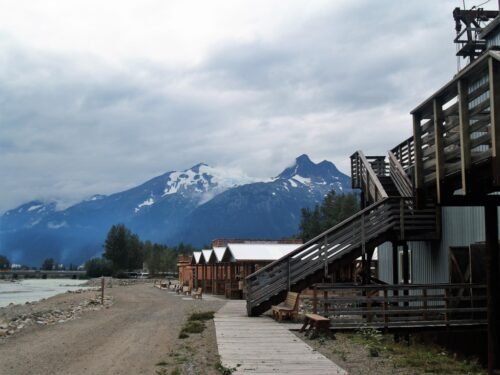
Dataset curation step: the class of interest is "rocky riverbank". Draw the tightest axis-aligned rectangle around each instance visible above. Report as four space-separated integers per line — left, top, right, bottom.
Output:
0 288 112 339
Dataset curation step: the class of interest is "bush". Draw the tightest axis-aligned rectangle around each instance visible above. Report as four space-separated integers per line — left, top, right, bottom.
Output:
85 258 113 278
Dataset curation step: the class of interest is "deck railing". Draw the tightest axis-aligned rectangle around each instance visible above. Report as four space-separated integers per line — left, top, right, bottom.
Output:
246 197 437 315
411 52 500 197
307 283 487 329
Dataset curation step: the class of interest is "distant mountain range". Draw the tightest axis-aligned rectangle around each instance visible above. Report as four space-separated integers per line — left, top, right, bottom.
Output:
0 154 352 266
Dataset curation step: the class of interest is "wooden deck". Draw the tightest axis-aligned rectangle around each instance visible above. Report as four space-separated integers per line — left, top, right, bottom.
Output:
215 300 347 375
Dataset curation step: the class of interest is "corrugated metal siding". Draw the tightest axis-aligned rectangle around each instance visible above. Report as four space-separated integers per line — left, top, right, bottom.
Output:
377 242 392 284
378 206 500 284
487 29 500 48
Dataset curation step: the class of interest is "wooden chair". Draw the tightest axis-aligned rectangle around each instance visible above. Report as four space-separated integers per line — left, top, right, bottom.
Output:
192 288 203 299
271 292 300 321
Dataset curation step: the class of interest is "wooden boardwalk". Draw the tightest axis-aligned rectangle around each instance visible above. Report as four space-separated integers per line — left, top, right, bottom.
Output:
215 301 347 375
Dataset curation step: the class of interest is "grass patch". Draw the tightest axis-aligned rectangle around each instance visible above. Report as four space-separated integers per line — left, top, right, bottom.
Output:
155 361 168 366
178 311 214 338
346 328 485 374
215 360 236 375
188 311 214 321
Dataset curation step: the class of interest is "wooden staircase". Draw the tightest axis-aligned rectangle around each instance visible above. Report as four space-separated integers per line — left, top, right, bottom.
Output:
246 152 438 316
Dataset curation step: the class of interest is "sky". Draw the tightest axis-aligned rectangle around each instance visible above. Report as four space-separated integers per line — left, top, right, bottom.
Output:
1 0 498 213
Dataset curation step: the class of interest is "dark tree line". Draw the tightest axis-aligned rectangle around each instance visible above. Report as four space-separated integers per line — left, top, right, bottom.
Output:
0 255 10 270
298 191 359 242
85 224 195 277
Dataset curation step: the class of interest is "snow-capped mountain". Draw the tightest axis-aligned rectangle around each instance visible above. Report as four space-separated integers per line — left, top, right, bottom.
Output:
1 200 58 231
0 155 353 266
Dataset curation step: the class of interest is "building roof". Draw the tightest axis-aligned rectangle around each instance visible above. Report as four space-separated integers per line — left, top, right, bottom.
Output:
191 251 203 265
208 246 226 263
202 249 213 264
222 243 300 262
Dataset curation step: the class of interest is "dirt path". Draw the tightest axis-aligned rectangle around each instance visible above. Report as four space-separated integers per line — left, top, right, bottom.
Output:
0 284 225 375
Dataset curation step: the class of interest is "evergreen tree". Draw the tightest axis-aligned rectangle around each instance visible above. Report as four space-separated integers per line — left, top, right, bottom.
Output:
41 258 56 270
299 192 359 241
85 258 113 277
103 224 144 272
0 255 10 270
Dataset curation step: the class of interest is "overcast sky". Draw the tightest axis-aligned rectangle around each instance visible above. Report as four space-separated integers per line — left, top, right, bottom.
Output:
1 0 498 213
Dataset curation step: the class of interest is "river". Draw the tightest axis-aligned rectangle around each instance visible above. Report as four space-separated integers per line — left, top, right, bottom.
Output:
0 279 89 308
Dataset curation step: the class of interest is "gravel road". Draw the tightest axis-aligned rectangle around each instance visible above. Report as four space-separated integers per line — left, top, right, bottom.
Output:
0 283 225 375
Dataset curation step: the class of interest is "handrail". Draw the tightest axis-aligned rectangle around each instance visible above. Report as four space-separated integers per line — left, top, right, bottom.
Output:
245 197 389 281
350 150 389 203
246 196 438 315
388 151 413 198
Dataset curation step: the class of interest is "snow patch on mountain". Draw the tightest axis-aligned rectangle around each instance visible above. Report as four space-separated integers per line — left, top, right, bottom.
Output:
162 164 261 203
135 197 155 213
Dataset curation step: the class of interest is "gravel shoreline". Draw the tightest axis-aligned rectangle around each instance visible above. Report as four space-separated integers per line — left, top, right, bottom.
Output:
0 281 225 375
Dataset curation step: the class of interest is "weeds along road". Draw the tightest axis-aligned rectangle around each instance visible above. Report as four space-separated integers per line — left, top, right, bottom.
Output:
0 283 224 375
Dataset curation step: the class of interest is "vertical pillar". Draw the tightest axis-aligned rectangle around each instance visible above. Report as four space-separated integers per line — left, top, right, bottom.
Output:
433 99 445 204
402 243 410 285
489 57 500 187
458 79 471 194
485 200 500 374
413 113 424 207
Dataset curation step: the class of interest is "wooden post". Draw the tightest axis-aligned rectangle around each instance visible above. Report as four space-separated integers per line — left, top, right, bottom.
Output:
458 79 471 194
101 276 104 305
412 113 424 207
402 243 410 285
489 57 500 187
485 199 500 374
433 98 445 204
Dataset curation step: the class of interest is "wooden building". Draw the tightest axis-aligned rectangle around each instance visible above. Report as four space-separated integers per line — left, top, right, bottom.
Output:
178 239 302 298
246 8 500 373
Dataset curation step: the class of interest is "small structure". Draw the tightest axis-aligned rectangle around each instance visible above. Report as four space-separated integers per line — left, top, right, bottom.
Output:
177 239 302 299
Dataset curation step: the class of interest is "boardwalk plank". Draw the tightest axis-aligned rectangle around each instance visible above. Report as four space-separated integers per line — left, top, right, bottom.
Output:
215 301 347 375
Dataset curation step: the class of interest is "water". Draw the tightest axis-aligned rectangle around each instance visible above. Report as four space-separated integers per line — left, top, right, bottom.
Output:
0 279 89 308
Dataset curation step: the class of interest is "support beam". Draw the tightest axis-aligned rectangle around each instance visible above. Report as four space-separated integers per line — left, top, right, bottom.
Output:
402 243 410 285
458 79 471 194
413 114 424 207
485 200 500 374
489 57 500 187
433 99 445 204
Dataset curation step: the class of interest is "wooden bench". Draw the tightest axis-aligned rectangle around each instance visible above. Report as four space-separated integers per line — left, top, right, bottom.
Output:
271 292 300 321
192 288 203 299
300 313 332 338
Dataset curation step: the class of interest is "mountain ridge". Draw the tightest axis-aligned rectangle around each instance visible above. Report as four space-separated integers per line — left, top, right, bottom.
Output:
0 155 353 266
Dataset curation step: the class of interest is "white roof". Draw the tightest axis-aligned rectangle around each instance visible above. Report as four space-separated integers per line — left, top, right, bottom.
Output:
192 251 202 264
224 243 300 262
212 246 226 262
202 249 213 263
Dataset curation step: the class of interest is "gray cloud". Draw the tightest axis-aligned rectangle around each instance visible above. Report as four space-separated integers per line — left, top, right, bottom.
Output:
0 1 493 212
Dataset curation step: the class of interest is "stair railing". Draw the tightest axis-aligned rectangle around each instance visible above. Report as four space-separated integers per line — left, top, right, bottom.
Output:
388 151 413 198
350 151 389 204
246 197 394 315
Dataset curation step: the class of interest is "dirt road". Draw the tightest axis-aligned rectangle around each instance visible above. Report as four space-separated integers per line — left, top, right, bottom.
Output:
0 283 225 375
